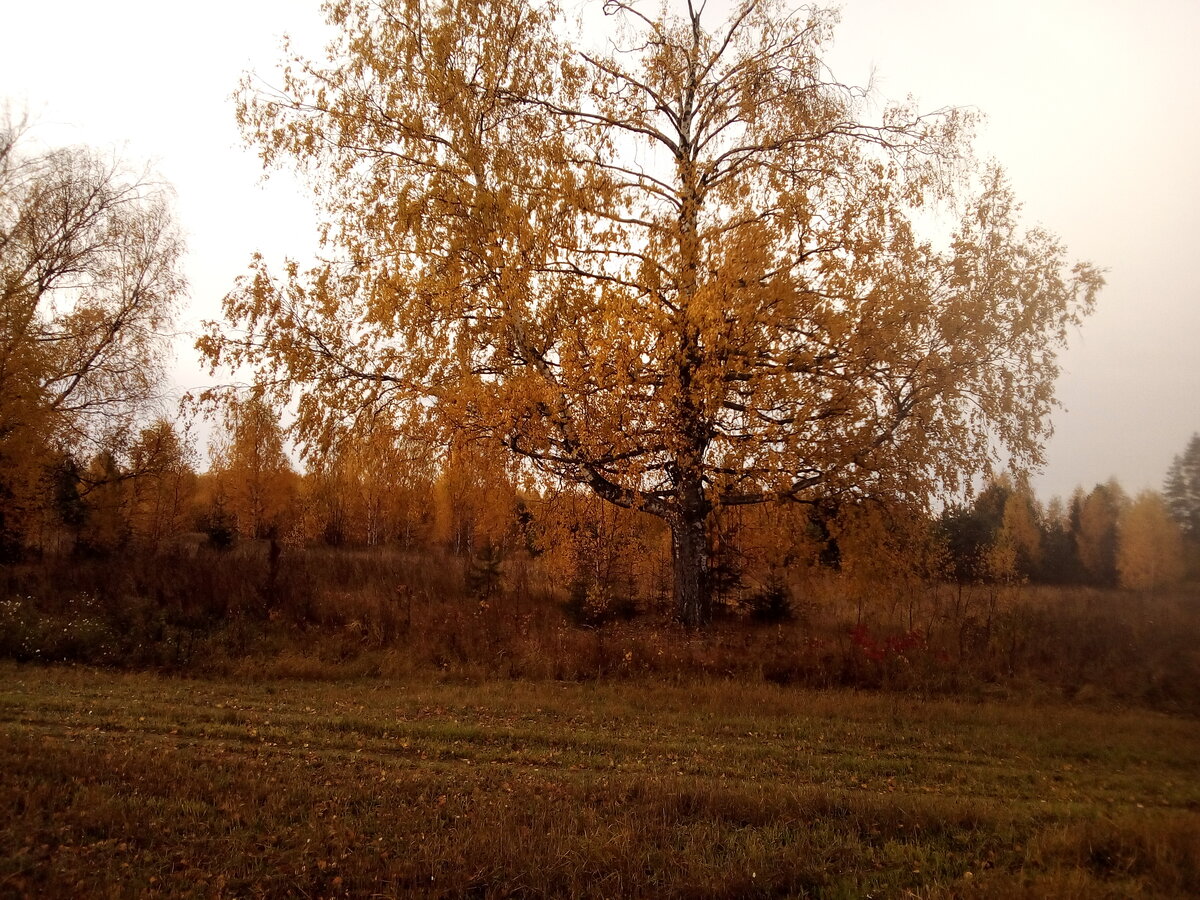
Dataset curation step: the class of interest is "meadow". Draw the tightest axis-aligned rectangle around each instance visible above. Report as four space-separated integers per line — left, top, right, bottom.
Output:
2 664 1198 898
2 547 1199 896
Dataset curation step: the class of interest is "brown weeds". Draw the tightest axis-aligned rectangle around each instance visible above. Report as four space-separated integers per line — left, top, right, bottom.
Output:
2 548 1199 714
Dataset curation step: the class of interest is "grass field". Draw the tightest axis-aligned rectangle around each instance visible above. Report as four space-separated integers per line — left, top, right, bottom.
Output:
1 664 1198 898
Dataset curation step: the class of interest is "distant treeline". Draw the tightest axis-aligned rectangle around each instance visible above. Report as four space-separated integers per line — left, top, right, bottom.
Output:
2 396 1197 611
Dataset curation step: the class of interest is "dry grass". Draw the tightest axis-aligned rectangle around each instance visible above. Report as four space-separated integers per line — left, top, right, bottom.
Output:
2 666 1198 897
3 549 1199 715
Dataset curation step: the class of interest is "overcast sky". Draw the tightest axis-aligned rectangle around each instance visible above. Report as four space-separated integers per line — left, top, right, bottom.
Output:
3 0 1197 501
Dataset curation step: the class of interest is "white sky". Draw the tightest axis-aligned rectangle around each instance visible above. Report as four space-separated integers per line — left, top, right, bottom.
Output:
2 0 1197 501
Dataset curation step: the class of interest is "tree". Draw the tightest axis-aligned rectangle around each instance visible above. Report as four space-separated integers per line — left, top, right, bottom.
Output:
987 481 1042 582
1117 490 1184 592
1073 480 1127 587
835 500 945 628
1 116 184 555
538 484 665 622
431 438 518 557
127 418 197 549
204 0 1102 624
1038 495 1080 584
209 397 299 542
304 427 432 547
75 448 134 556
937 476 1010 583
1164 434 1200 543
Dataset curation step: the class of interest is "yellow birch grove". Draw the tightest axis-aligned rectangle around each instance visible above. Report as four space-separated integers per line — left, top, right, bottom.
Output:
431 437 521 556
201 0 1102 624
536 485 667 622
127 419 198 549
304 421 433 547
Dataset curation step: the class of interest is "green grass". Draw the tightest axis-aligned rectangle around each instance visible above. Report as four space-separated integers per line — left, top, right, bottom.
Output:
1 664 1197 897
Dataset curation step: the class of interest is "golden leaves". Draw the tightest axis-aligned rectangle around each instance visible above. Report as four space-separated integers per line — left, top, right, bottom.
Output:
207 0 1100 541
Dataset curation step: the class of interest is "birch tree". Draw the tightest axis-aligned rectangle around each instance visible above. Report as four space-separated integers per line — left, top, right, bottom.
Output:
1 117 184 555
203 0 1102 624
209 397 298 541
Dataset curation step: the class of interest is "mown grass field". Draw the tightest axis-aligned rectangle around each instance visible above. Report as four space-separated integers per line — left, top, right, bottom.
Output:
1 664 1198 898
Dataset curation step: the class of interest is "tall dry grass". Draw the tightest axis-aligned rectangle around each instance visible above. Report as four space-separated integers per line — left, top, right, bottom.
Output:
1 545 1197 711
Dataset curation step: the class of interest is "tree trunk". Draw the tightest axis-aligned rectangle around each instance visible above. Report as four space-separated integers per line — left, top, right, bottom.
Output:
671 510 712 627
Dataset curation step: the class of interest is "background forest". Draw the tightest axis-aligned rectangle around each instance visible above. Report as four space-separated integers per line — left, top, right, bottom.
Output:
2 389 1197 710
1 0 1198 709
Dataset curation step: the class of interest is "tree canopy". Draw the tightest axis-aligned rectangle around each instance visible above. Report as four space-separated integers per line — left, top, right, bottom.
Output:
202 0 1102 624
1117 490 1185 592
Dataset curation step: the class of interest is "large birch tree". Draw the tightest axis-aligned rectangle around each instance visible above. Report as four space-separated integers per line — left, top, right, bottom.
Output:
1 117 184 555
203 0 1102 625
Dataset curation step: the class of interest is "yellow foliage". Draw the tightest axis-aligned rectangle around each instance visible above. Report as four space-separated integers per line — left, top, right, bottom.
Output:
431 438 522 556
1075 480 1127 586
208 398 299 541
988 484 1042 582
535 485 667 620
1118 491 1185 591
304 423 434 546
128 420 198 548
